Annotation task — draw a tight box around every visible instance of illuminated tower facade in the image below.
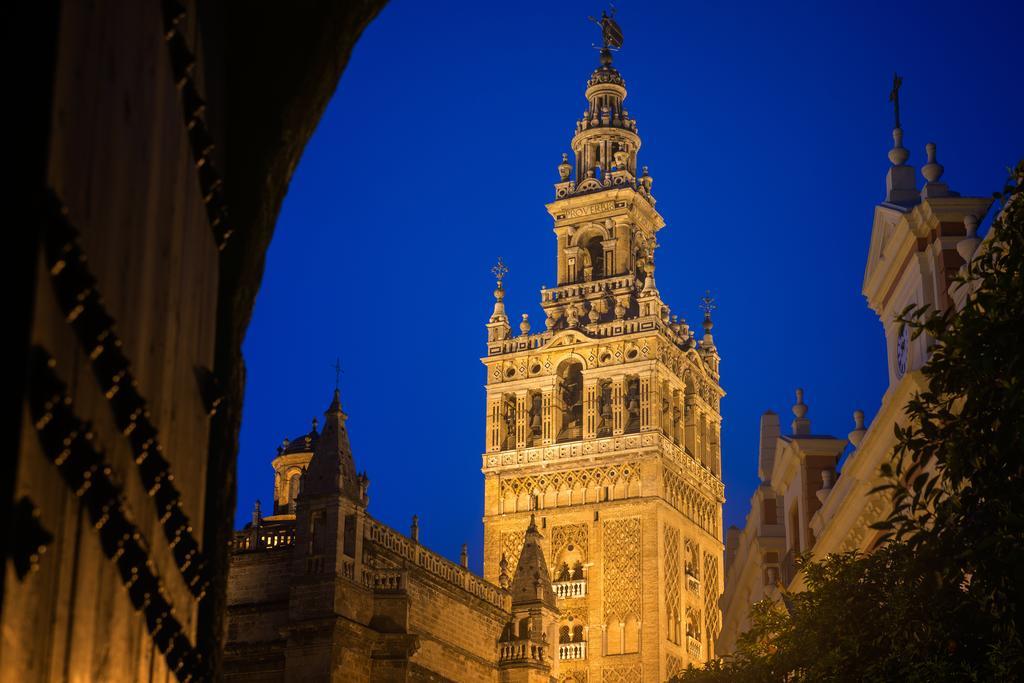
[481,40,726,682]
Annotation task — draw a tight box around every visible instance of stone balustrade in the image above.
[364,517,508,611]
[541,273,636,304]
[558,641,587,660]
[686,572,700,594]
[371,570,406,593]
[498,638,547,664]
[553,579,587,599]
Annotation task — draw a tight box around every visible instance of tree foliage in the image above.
[677,162,1024,682]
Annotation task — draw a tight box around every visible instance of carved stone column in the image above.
[639,372,656,431]
[515,391,529,449]
[583,377,599,440]
[541,387,555,445]
[611,377,625,435]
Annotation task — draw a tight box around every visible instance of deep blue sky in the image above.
[235,1,1023,572]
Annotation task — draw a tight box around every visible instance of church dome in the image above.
[280,427,319,455]
[588,57,624,87]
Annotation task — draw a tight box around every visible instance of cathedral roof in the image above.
[508,515,558,610]
[300,388,362,502]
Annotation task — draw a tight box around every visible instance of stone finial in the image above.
[791,388,811,435]
[460,543,468,568]
[558,153,572,182]
[921,142,944,183]
[311,416,319,434]
[815,469,834,504]
[640,166,653,193]
[498,553,510,589]
[410,514,419,543]
[848,409,867,448]
[957,214,982,264]
[520,314,531,336]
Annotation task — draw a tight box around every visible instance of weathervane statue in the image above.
[589,5,624,51]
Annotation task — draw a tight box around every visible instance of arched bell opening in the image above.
[556,360,584,442]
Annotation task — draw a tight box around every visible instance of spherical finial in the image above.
[921,142,944,183]
[520,313,531,336]
[888,128,909,166]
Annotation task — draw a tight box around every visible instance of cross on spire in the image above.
[491,257,508,286]
[331,357,342,389]
[889,73,903,129]
[700,290,717,318]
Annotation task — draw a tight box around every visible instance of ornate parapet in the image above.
[364,516,509,611]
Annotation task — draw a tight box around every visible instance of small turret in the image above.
[301,388,363,504]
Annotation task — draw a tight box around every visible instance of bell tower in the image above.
[481,19,726,681]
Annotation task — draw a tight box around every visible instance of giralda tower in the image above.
[481,17,726,682]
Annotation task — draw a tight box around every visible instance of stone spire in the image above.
[885,73,918,205]
[486,258,512,342]
[301,388,363,503]
[508,515,557,610]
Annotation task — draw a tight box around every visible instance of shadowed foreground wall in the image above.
[3,1,385,680]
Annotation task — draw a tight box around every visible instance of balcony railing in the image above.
[498,638,547,664]
[686,571,700,594]
[553,579,587,599]
[687,635,702,659]
[559,641,587,660]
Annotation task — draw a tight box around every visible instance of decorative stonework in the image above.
[703,552,720,647]
[667,653,684,679]
[602,664,643,682]
[664,524,682,643]
[552,523,589,560]
[664,466,720,539]
[501,530,526,572]
[603,518,642,621]
[500,461,640,499]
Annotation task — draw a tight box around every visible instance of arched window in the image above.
[287,471,301,513]
[606,621,622,655]
[518,617,531,640]
[556,361,583,442]
[559,625,571,643]
[623,615,640,653]
[572,625,585,642]
[578,233,605,281]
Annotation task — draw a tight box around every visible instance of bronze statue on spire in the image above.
[589,6,623,50]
